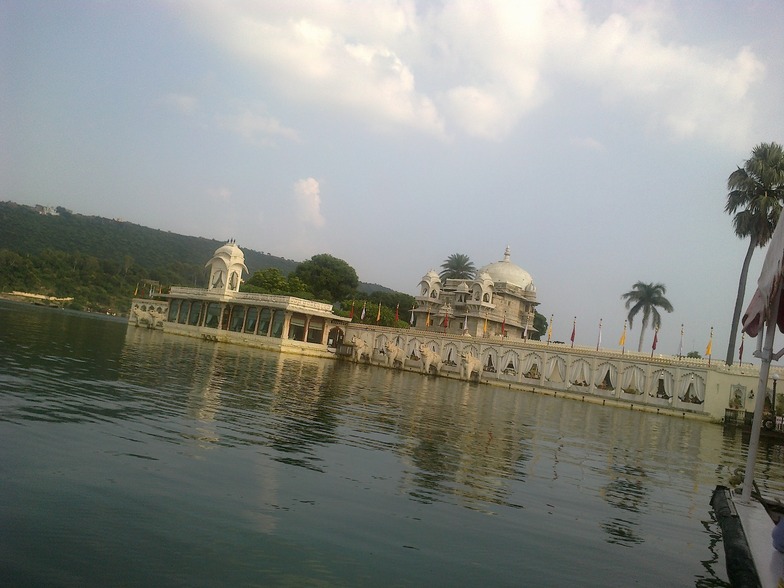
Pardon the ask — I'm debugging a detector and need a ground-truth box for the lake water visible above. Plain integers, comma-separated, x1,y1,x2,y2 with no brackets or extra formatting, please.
3,300,783,587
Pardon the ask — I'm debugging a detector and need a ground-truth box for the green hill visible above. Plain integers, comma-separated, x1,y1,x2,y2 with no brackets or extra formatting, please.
0,201,396,313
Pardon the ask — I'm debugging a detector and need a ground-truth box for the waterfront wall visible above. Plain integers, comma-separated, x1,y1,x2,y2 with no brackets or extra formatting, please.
346,325,768,422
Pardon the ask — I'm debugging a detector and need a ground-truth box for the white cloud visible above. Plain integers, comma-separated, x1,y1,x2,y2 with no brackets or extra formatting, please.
293,178,325,227
217,109,300,144
161,93,199,116
182,0,767,145
208,187,232,201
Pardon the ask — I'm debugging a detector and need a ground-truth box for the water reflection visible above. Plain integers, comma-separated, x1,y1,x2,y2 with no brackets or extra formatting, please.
1,302,756,585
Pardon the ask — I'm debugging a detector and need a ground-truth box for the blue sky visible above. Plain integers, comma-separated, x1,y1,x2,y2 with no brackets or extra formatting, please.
3,0,784,358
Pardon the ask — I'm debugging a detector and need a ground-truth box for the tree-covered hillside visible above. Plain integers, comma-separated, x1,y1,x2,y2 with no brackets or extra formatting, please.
0,201,396,313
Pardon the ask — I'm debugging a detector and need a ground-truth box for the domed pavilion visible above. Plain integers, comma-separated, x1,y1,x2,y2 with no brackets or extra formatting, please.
413,247,538,338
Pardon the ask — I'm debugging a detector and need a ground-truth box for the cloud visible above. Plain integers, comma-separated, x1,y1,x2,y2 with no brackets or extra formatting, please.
217,108,300,144
181,0,767,145
161,93,199,116
208,187,232,201
293,178,325,227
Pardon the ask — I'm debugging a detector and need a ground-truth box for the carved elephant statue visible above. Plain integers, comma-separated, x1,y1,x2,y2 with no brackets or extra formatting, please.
460,352,481,380
419,344,443,375
384,341,407,368
351,336,370,362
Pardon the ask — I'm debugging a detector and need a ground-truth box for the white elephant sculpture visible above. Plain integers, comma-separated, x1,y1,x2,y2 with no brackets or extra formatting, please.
384,341,407,368
351,336,370,362
419,344,443,375
460,352,481,380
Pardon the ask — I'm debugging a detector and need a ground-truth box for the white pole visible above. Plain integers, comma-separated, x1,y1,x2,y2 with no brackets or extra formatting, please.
741,289,781,503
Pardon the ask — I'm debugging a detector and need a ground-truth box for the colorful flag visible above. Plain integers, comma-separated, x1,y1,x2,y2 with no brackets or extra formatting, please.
739,333,745,363
570,317,576,348
444,310,449,330
501,315,506,335
376,302,381,323
133,283,139,296
547,315,553,344
483,315,488,334
360,301,366,321
706,327,713,357
596,318,602,351
395,303,399,322
523,321,528,340
349,300,354,320
619,321,627,347
465,312,469,332
652,328,658,352
410,308,414,324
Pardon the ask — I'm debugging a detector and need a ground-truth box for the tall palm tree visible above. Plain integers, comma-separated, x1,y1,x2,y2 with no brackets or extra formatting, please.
621,282,674,352
440,253,476,280
724,142,784,365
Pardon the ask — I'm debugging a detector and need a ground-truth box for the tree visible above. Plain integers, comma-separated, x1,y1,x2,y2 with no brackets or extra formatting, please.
724,142,784,365
621,282,674,352
292,253,358,301
439,253,476,280
530,310,547,341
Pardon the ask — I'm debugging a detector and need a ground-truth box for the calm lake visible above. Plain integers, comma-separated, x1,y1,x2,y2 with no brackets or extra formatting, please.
2,300,782,586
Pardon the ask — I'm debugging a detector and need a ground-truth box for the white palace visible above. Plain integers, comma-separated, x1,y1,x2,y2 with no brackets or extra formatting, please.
129,241,769,423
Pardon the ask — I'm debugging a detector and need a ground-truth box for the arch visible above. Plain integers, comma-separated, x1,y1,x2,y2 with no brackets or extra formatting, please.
204,302,221,328
374,333,389,356
569,359,591,387
501,350,520,375
407,337,424,360
678,373,706,404
621,365,645,395
270,310,285,338
178,300,190,324
443,342,460,366
327,326,344,348
545,355,566,383
595,363,618,390
521,352,542,380
650,369,675,400
482,347,499,372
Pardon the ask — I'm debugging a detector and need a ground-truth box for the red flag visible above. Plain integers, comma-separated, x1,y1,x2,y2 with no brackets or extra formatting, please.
444,310,449,329
739,334,744,363
570,317,576,348
501,316,506,335
395,303,399,322
349,300,354,320
652,329,658,351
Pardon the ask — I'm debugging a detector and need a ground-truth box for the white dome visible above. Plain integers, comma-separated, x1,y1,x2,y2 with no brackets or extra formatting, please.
478,246,533,289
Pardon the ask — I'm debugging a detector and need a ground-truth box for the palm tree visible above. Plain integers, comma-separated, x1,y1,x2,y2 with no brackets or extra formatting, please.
621,282,674,352
724,142,784,365
440,253,476,280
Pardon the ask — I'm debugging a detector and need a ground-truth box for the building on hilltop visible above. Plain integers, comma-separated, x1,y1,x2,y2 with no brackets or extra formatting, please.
412,246,538,338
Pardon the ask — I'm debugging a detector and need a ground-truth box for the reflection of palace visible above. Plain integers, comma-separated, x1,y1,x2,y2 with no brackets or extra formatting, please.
412,247,538,338
130,241,350,358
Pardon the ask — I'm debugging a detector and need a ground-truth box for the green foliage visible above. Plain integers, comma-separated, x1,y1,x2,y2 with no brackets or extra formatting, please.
621,282,674,352
686,351,702,359
242,268,314,299
439,253,476,280
530,310,547,341
293,253,358,301
0,202,406,314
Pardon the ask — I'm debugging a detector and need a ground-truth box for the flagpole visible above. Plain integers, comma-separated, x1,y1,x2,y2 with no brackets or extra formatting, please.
547,314,553,345
619,320,627,355
707,326,714,366
596,318,602,351
570,316,576,348
678,324,684,359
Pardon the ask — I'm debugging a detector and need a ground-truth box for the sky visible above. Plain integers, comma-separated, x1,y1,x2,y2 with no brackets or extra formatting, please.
3,0,784,358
